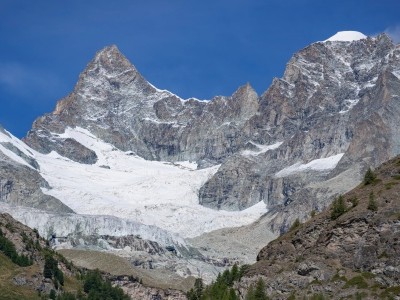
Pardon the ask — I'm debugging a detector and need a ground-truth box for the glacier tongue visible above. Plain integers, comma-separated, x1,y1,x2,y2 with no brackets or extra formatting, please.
0,202,185,247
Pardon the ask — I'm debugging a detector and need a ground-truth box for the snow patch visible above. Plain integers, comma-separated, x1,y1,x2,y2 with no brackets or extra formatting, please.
0,130,36,169
242,141,283,156
275,153,344,178
393,71,400,80
324,31,367,42
339,99,359,114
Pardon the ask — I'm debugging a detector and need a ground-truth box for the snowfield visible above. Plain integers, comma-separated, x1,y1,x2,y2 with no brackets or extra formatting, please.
324,31,367,42
0,127,268,238
275,153,344,178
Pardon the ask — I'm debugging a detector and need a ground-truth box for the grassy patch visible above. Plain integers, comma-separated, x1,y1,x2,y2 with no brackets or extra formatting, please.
379,250,390,259
384,182,397,189
343,275,368,289
331,273,348,282
0,253,41,300
309,279,322,286
361,272,375,279
379,286,400,298
391,174,400,180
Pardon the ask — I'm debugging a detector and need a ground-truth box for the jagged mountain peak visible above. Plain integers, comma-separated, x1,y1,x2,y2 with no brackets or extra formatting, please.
232,82,258,99
91,44,136,70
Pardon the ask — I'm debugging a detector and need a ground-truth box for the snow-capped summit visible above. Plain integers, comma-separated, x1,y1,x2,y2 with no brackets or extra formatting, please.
324,31,367,42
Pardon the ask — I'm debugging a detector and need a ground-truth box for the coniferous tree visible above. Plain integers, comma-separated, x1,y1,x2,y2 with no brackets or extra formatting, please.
364,168,376,185
245,285,255,300
254,278,269,300
331,195,346,220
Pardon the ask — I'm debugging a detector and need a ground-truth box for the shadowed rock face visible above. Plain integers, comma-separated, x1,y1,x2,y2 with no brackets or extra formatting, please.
0,158,73,213
24,35,400,232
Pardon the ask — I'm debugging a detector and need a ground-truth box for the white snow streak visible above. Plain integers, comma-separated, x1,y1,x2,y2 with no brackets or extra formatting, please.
241,141,283,156
275,153,344,178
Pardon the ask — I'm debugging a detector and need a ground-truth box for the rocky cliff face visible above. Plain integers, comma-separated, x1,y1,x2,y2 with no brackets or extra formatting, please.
24,34,400,230
21,32,400,235
24,45,259,165
237,155,400,299
199,33,400,231
0,126,73,214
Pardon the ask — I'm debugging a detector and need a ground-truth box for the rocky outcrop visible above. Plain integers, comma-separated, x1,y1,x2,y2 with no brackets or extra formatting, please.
237,155,400,299
0,159,73,213
116,280,187,300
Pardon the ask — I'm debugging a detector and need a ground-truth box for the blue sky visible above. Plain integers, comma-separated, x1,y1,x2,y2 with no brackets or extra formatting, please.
1,0,400,137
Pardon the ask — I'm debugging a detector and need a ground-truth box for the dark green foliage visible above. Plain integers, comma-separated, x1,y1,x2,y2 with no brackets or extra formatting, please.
245,278,269,300
55,268,64,286
368,192,378,211
289,218,301,231
44,254,64,287
50,289,57,300
83,269,129,300
33,228,40,239
309,294,325,300
379,286,400,298
83,270,103,294
343,276,368,289
364,168,376,185
187,278,204,300
254,278,268,300
0,228,32,266
245,285,254,300
187,264,243,300
239,264,250,278
331,195,347,220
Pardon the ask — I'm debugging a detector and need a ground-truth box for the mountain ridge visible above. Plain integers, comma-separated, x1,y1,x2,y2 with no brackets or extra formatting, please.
1,32,400,292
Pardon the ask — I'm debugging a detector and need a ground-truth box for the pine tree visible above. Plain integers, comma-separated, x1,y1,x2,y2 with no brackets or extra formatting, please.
254,278,269,300
49,289,56,300
364,168,376,185
231,264,239,282
245,285,255,300
331,195,346,220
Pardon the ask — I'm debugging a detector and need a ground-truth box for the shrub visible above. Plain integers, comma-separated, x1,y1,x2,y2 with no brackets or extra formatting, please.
289,218,301,231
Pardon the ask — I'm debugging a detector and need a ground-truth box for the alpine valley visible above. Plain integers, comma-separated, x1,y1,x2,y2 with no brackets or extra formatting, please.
1,31,400,299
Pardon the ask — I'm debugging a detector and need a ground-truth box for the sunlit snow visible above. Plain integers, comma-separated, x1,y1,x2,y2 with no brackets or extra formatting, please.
241,141,283,156
275,153,344,178
324,31,367,42
0,128,268,238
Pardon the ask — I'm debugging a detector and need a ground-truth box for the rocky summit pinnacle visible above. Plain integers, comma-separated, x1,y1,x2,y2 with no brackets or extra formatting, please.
23,33,400,235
